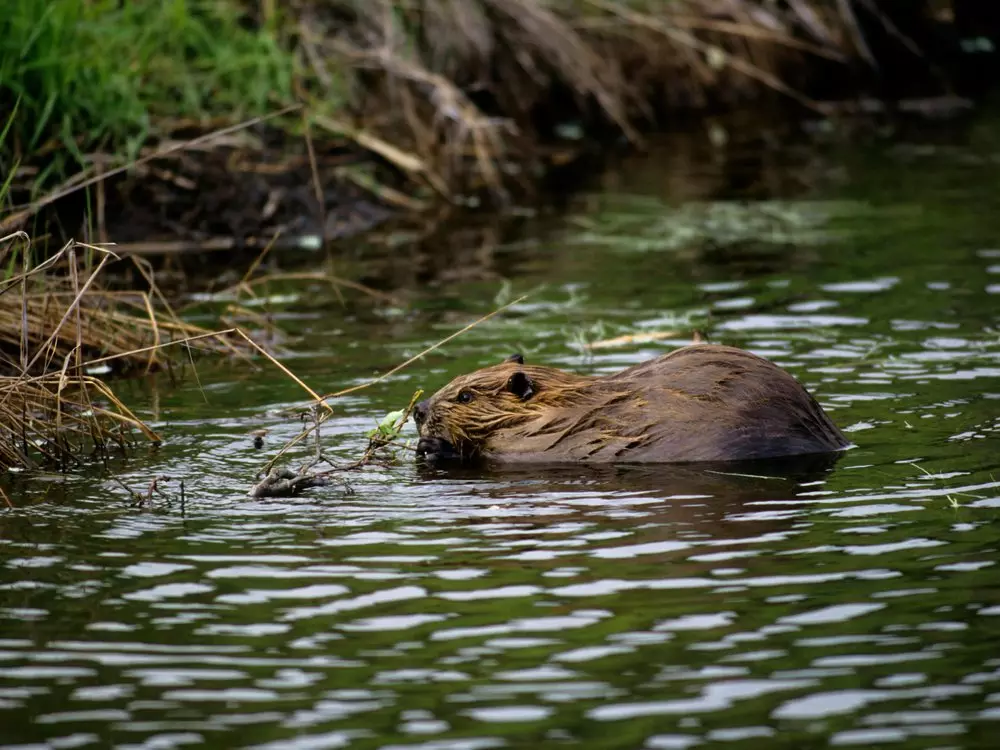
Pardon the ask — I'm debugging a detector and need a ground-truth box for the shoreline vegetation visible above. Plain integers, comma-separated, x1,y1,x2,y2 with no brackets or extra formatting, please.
4,1,988,241
0,0,996,480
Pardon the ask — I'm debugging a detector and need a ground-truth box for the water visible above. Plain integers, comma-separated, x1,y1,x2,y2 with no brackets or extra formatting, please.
2,116,1000,749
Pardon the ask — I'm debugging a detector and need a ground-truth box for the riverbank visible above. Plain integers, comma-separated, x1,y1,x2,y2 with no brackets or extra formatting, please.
3,1,992,247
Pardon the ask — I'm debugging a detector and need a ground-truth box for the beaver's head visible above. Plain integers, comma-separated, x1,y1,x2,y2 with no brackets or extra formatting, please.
413,353,588,464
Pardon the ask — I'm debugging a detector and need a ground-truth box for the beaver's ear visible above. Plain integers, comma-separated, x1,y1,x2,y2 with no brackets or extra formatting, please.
506,371,534,401
504,353,524,365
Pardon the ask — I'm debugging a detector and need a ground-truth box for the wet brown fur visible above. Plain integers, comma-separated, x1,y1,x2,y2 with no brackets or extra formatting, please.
414,344,851,464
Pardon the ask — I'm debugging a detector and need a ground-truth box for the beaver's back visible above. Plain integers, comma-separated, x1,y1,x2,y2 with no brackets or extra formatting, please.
486,344,850,463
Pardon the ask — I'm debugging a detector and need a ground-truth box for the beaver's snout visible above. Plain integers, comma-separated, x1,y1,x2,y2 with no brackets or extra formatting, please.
414,397,465,464
415,436,461,464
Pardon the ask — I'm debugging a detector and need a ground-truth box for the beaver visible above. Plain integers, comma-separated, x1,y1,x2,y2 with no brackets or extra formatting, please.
413,344,850,465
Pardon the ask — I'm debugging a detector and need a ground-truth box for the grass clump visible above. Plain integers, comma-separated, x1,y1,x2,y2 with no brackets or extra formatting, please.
0,0,306,197
0,233,157,471
0,230,257,472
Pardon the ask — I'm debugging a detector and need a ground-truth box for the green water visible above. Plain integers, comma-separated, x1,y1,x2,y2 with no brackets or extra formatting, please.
2,117,1000,749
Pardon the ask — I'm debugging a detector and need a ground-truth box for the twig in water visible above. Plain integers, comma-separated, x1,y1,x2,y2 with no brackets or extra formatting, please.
109,475,145,505
248,390,422,499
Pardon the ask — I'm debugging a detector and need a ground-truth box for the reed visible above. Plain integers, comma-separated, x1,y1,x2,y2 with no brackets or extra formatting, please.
0,238,242,374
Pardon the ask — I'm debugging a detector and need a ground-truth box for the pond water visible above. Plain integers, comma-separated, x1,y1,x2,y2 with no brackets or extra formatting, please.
3,114,1000,749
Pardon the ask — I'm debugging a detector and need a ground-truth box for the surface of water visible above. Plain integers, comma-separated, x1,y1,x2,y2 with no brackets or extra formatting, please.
2,116,1000,749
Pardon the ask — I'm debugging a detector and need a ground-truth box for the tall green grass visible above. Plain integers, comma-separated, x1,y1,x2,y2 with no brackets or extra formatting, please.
0,0,307,195
0,100,17,208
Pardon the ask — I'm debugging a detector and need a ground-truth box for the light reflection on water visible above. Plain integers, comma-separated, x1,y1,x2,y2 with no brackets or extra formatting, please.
2,125,1000,749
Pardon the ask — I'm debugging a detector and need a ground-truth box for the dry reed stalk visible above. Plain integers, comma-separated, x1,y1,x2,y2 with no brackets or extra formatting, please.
0,371,161,472
0,324,296,474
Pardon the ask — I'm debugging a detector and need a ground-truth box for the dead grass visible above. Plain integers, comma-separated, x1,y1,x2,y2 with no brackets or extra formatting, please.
0,235,244,376
0,366,160,473
0,231,256,471
299,0,876,200
0,221,399,475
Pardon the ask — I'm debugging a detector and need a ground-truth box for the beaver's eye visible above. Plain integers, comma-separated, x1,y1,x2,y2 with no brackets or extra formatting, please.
456,390,474,404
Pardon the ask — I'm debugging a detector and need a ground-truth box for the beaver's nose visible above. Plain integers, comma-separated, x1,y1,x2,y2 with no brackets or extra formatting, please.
413,399,429,427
